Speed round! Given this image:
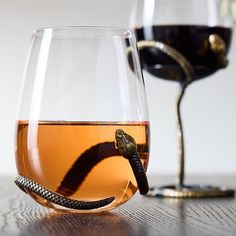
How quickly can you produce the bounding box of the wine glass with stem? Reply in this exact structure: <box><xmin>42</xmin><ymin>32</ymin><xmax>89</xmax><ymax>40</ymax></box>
<box><xmin>15</xmin><ymin>26</ymin><xmax>150</xmax><ymax>212</ymax></box>
<box><xmin>131</xmin><ymin>0</ymin><xmax>234</xmax><ymax>197</ymax></box>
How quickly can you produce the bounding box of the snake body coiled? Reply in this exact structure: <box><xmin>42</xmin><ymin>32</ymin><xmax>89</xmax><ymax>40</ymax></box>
<box><xmin>15</xmin><ymin>129</ymin><xmax>149</xmax><ymax>210</ymax></box>
<box><xmin>15</xmin><ymin>176</ymin><xmax>115</xmax><ymax>210</ymax></box>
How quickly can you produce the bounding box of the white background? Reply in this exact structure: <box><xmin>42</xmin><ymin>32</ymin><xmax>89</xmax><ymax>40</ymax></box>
<box><xmin>0</xmin><ymin>0</ymin><xmax>236</xmax><ymax>176</ymax></box>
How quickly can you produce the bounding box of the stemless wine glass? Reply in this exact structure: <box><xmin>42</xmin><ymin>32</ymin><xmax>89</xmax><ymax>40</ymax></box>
<box><xmin>131</xmin><ymin>0</ymin><xmax>234</xmax><ymax>197</ymax></box>
<box><xmin>15</xmin><ymin>26</ymin><xmax>150</xmax><ymax>213</ymax></box>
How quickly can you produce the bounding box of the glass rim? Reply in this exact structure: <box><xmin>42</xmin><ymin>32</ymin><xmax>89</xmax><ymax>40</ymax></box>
<box><xmin>33</xmin><ymin>26</ymin><xmax>134</xmax><ymax>39</ymax></box>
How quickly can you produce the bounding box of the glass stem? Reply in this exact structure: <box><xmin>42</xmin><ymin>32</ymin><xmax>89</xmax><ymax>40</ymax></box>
<box><xmin>176</xmin><ymin>85</ymin><xmax>187</xmax><ymax>188</ymax></box>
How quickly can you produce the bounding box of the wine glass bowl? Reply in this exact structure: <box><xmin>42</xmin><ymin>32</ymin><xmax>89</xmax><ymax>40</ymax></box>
<box><xmin>15</xmin><ymin>27</ymin><xmax>150</xmax><ymax>212</ymax></box>
<box><xmin>131</xmin><ymin>0</ymin><xmax>233</xmax><ymax>83</ymax></box>
<box><xmin>134</xmin><ymin>25</ymin><xmax>232</xmax><ymax>82</ymax></box>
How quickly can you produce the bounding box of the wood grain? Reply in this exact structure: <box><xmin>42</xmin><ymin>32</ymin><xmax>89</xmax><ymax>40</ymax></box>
<box><xmin>1</xmin><ymin>176</ymin><xmax>236</xmax><ymax>236</ymax></box>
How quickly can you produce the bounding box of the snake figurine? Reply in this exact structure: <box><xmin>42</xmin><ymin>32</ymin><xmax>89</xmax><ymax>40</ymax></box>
<box><xmin>15</xmin><ymin>129</ymin><xmax>149</xmax><ymax>210</ymax></box>
<box><xmin>115</xmin><ymin>129</ymin><xmax>149</xmax><ymax>195</ymax></box>
<box><xmin>15</xmin><ymin>175</ymin><xmax>115</xmax><ymax>210</ymax></box>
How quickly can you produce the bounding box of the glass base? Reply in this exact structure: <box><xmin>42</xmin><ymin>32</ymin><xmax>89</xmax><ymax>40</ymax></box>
<box><xmin>147</xmin><ymin>184</ymin><xmax>235</xmax><ymax>198</ymax></box>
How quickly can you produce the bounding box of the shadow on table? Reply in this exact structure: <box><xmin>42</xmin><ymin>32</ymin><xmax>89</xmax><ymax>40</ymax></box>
<box><xmin>18</xmin><ymin>211</ymin><xmax>147</xmax><ymax>236</ymax></box>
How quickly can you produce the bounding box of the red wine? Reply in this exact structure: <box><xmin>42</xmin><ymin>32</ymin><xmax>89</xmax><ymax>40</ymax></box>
<box><xmin>134</xmin><ymin>25</ymin><xmax>232</xmax><ymax>82</ymax></box>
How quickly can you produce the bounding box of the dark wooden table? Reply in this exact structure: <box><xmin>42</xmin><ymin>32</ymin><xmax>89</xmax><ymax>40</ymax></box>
<box><xmin>1</xmin><ymin>176</ymin><xmax>236</xmax><ymax>236</ymax></box>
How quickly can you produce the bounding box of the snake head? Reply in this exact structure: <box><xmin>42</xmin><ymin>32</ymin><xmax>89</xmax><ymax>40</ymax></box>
<box><xmin>208</xmin><ymin>34</ymin><xmax>228</xmax><ymax>68</ymax></box>
<box><xmin>115</xmin><ymin>129</ymin><xmax>137</xmax><ymax>159</ymax></box>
